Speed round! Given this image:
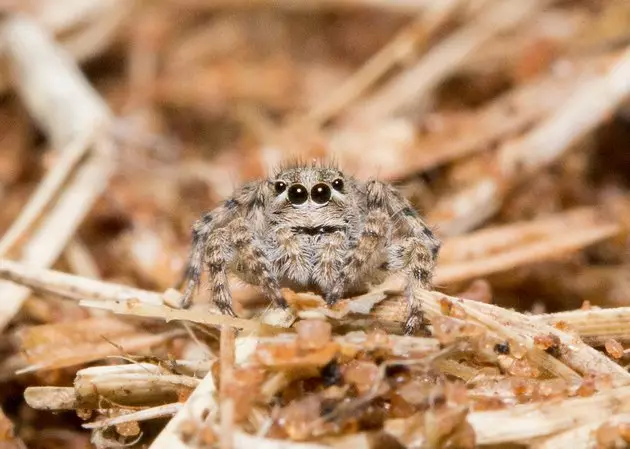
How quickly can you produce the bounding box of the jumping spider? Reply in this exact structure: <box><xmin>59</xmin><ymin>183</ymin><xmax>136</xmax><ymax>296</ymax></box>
<box><xmin>179</xmin><ymin>162</ymin><xmax>441</xmax><ymax>334</ymax></box>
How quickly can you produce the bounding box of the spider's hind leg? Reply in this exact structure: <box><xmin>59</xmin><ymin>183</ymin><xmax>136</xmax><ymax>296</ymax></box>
<box><xmin>179</xmin><ymin>212</ymin><xmax>214</xmax><ymax>309</ymax></box>
<box><xmin>203</xmin><ymin>227</ymin><xmax>236</xmax><ymax>316</ymax></box>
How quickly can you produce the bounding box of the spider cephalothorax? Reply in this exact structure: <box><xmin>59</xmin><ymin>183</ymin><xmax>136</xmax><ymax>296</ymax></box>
<box><xmin>179</xmin><ymin>161</ymin><xmax>441</xmax><ymax>334</ymax></box>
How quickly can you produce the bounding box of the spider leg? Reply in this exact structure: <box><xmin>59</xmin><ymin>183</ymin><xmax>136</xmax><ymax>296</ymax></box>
<box><xmin>230</xmin><ymin>218</ymin><xmax>286</xmax><ymax>308</ymax></box>
<box><xmin>274</xmin><ymin>227</ymin><xmax>311</xmax><ymax>285</ymax></box>
<box><xmin>180</xmin><ymin>210</ymin><xmax>217</xmax><ymax>308</ymax></box>
<box><xmin>314</xmin><ymin>229</ymin><xmax>347</xmax><ymax>296</ymax></box>
<box><xmin>325</xmin><ymin>181</ymin><xmax>392</xmax><ymax>305</ymax></box>
<box><xmin>398</xmin><ymin>239</ymin><xmax>436</xmax><ymax>335</ymax></box>
<box><xmin>179</xmin><ymin>181</ymin><xmax>268</xmax><ymax>309</ymax></box>
<box><xmin>371</xmin><ymin>181</ymin><xmax>441</xmax><ymax>335</ymax></box>
<box><xmin>204</xmin><ymin>227</ymin><xmax>236</xmax><ymax>316</ymax></box>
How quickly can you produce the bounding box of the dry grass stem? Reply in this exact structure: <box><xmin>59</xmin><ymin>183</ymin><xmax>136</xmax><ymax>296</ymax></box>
<box><xmin>167</xmin><ymin>0</ymin><xmax>435</xmax><ymax>13</ymax></box>
<box><xmin>220</xmin><ymin>325</ymin><xmax>236</xmax><ymax>449</ymax></box>
<box><xmin>82</xmin><ymin>403</ymin><xmax>183</xmax><ymax>430</ymax></box>
<box><xmin>304</xmin><ymin>0</ymin><xmax>461</xmax><ymax>126</ymax></box>
<box><xmin>0</xmin><ymin>1</ymin><xmax>128</xmax><ymax>93</ymax></box>
<box><xmin>468</xmin><ymin>385</ymin><xmax>630</xmax><ymax>444</ymax></box>
<box><xmin>79</xmin><ymin>300</ymin><xmax>275</xmax><ymax>332</ymax></box>
<box><xmin>327</xmin><ymin>288</ymin><xmax>630</xmax><ymax>384</ymax></box>
<box><xmin>0</xmin><ymin>258</ymin><xmax>164</xmax><ymax>305</ymax></box>
<box><xmin>0</xmin><ymin>16</ymin><xmax>115</xmax><ymax>331</ymax></box>
<box><xmin>4</xmin><ymin>2</ymin><xmax>630</xmax><ymax>447</ymax></box>
<box><xmin>0</xmin><ymin>128</ymin><xmax>98</xmax><ymax>257</ymax></box>
<box><xmin>148</xmin><ymin>367</ymin><xmax>218</xmax><ymax>449</ymax></box>
<box><xmin>12</xmin><ymin>324</ymin><xmax>184</xmax><ymax>376</ymax></box>
<box><xmin>534</xmin><ymin>413</ymin><xmax>630</xmax><ymax>449</ymax></box>
<box><xmin>373</xmin><ymin>69</ymin><xmax>593</xmax><ymax>179</ymax></box>
<box><xmin>535</xmin><ymin>308</ymin><xmax>630</xmax><ymax>345</ymax></box>
<box><xmin>63</xmin><ymin>238</ymin><xmax>101</xmax><ymax>279</ymax></box>
<box><xmin>435</xmin><ymin>213</ymin><xmax>619</xmax><ymax>285</ymax></box>
<box><xmin>24</xmin><ymin>387</ymin><xmax>82</xmax><ymax>411</ymax></box>
<box><xmin>25</xmin><ymin>363</ymin><xmax>199</xmax><ymax>411</ymax></box>
<box><xmin>74</xmin><ymin>364</ymin><xmax>200</xmax><ymax>408</ymax></box>
<box><xmin>352</xmin><ymin>0</ymin><xmax>549</xmax><ymax>122</ymax></box>
<box><xmin>432</xmin><ymin>43</ymin><xmax>630</xmax><ymax>234</ymax></box>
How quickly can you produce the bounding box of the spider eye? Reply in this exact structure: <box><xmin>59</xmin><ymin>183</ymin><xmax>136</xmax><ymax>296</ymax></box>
<box><xmin>311</xmin><ymin>183</ymin><xmax>331</xmax><ymax>204</ymax></box>
<box><xmin>332</xmin><ymin>178</ymin><xmax>344</xmax><ymax>192</ymax></box>
<box><xmin>287</xmin><ymin>184</ymin><xmax>308</xmax><ymax>205</ymax></box>
<box><xmin>274</xmin><ymin>181</ymin><xmax>287</xmax><ymax>194</ymax></box>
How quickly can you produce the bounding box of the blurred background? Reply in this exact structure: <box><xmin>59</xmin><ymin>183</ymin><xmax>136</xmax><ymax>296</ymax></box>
<box><xmin>1</xmin><ymin>0</ymin><xmax>630</xmax><ymax>447</ymax></box>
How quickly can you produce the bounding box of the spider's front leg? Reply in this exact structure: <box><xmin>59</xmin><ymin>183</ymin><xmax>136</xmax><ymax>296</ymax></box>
<box><xmin>324</xmin><ymin>181</ymin><xmax>392</xmax><ymax>306</ymax></box>
<box><xmin>329</xmin><ymin>180</ymin><xmax>440</xmax><ymax>334</ymax></box>
<box><xmin>229</xmin><ymin>218</ymin><xmax>286</xmax><ymax>309</ymax></box>
<box><xmin>314</xmin><ymin>230</ymin><xmax>348</xmax><ymax>296</ymax></box>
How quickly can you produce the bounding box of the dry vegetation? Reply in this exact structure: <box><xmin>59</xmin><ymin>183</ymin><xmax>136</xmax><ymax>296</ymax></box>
<box><xmin>2</xmin><ymin>0</ymin><xmax>630</xmax><ymax>448</ymax></box>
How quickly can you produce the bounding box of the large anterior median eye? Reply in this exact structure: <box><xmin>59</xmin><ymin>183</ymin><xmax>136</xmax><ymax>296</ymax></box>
<box><xmin>288</xmin><ymin>183</ymin><xmax>308</xmax><ymax>204</ymax></box>
<box><xmin>311</xmin><ymin>183</ymin><xmax>331</xmax><ymax>204</ymax></box>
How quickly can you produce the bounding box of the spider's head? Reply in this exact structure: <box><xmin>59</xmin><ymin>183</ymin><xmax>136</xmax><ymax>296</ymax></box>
<box><xmin>269</xmin><ymin>161</ymin><xmax>354</xmax><ymax>227</ymax></box>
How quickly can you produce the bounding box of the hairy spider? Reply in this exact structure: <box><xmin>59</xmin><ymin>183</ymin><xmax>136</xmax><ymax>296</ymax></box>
<box><xmin>179</xmin><ymin>161</ymin><xmax>441</xmax><ymax>334</ymax></box>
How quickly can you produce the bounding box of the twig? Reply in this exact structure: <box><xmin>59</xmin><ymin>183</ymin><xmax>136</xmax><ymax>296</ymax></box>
<box><xmin>75</xmin><ymin>363</ymin><xmax>200</xmax><ymax>408</ymax></box>
<box><xmin>384</xmin><ymin>385</ymin><xmax>630</xmax><ymax>445</ymax></box>
<box><xmin>31</xmin><ymin>0</ymin><xmax>125</xmax><ymax>36</ymax></box>
<box><xmin>0</xmin><ymin>127</ymin><xmax>97</xmax><ymax>257</ymax></box>
<box><xmin>325</xmin><ymin>288</ymin><xmax>630</xmax><ymax>386</ymax></box>
<box><xmin>24</xmin><ymin>387</ymin><xmax>81</xmax><ymax>411</ymax></box>
<box><xmin>165</xmin><ymin>0</ymin><xmax>435</xmax><ymax>13</ymax></box>
<box><xmin>0</xmin><ymin>1</ymin><xmax>128</xmax><ymax>93</ymax></box>
<box><xmin>220</xmin><ymin>325</ymin><xmax>236</xmax><ymax>449</ymax></box>
<box><xmin>25</xmin><ymin>361</ymin><xmax>205</xmax><ymax>411</ymax></box>
<box><xmin>83</xmin><ymin>403</ymin><xmax>183</xmax><ymax>430</ymax></box>
<box><xmin>63</xmin><ymin>238</ymin><xmax>101</xmax><ymax>279</ymax></box>
<box><xmin>435</xmin><ymin>217</ymin><xmax>619</xmax><ymax>285</ymax></box>
<box><xmin>0</xmin><ymin>16</ymin><xmax>115</xmax><ymax>331</ymax></box>
<box><xmin>60</xmin><ymin>1</ymin><xmax>130</xmax><ymax>63</ymax></box>
<box><xmin>3</xmin><ymin>254</ymin><xmax>627</xmax><ymax>345</ymax></box>
<box><xmin>13</xmin><ymin>328</ymin><xmax>184</xmax><ymax>376</ymax></box>
<box><xmin>535</xmin><ymin>308</ymin><xmax>630</xmax><ymax>345</ymax></box>
<box><xmin>303</xmin><ymin>0</ymin><xmax>461</xmax><ymax>126</ymax></box>
<box><xmin>2</xmin><ymin>15</ymin><xmax>109</xmax><ymax>148</ymax></box>
<box><xmin>462</xmin><ymin>6</ymin><xmax>588</xmax><ymax>76</ymax></box>
<box><xmin>534</xmin><ymin>413</ymin><xmax>630</xmax><ymax>449</ymax></box>
<box><xmin>351</xmin><ymin>0</ymin><xmax>550</xmax><ymax>122</ymax></box>
<box><xmin>431</xmin><ymin>43</ymin><xmax>630</xmax><ymax>235</ymax></box>
<box><xmin>80</xmin><ymin>300</ymin><xmax>277</xmax><ymax>333</ymax></box>
<box><xmin>0</xmin><ymin>258</ymin><xmax>164</xmax><ymax>305</ymax></box>
<box><xmin>467</xmin><ymin>385</ymin><xmax>630</xmax><ymax>444</ymax></box>
<box><xmin>0</xmin><ymin>258</ymin><xmax>290</xmax><ymax>331</ymax></box>
<box><xmin>346</xmin><ymin>67</ymin><xmax>593</xmax><ymax>179</ymax></box>
<box><xmin>439</xmin><ymin>207</ymin><xmax>605</xmax><ymax>262</ymax></box>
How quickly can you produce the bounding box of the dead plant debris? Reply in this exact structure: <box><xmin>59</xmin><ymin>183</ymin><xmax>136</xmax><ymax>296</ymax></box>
<box><xmin>1</xmin><ymin>1</ymin><xmax>630</xmax><ymax>448</ymax></box>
